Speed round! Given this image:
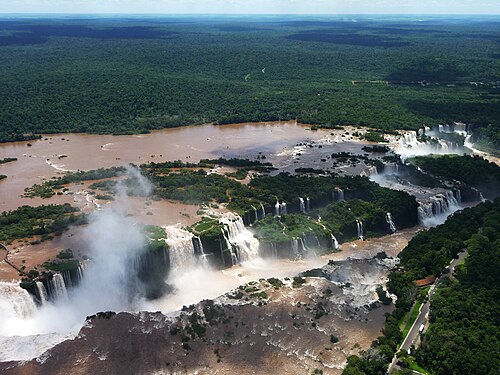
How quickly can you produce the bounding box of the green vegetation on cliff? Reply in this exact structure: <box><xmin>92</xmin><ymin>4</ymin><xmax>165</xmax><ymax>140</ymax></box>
<box><xmin>343</xmin><ymin>199</ymin><xmax>500</xmax><ymax>375</ymax></box>
<box><xmin>409</xmin><ymin>154</ymin><xmax>500</xmax><ymax>198</ymax></box>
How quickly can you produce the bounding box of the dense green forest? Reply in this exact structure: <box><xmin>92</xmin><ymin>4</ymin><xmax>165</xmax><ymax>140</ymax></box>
<box><xmin>343</xmin><ymin>199</ymin><xmax>500</xmax><ymax>375</ymax></box>
<box><xmin>0</xmin><ymin>16</ymin><xmax>498</xmax><ymax>149</ymax></box>
<box><xmin>416</xmin><ymin>231</ymin><xmax>499</xmax><ymax>375</ymax></box>
<box><xmin>409</xmin><ymin>155</ymin><xmax>500</xmax><ymax>198</ymax></box>
<box><xmin>410</xmin><ymin>154</ymin><xmax>500</xmax><ymax>184</ymax></box>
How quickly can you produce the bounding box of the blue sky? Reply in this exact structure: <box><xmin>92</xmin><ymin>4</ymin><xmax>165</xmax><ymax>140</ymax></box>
<box><xmin>1</xmin><ymin>0</ymin><xmax>499</xmax><ymax>15</ymax></box>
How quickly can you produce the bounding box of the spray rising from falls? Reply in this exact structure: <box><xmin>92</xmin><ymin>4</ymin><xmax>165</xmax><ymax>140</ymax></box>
<box><xmin>396</xmin><ymin>130</ymin><xmax>463</xmax><ymax>160</ymax></box>
<box><xmin>0</xmin><ymin>282</ymin><xmax>37</xmax><ymax>333</ymax></box>
<box><xmin>220</xmin><ymin>213</ymin><xmax>260</xmax><ymax>265</ymax></box>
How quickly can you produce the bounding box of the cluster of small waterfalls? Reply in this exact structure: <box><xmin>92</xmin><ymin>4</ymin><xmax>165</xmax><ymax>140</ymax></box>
<box><xmin>33</xmin><ymin>263</ymin><xmax>86</xmax><ymax>305</ymax></box>
<box><xmin>220</xmin><ymin>213</ymin><xmax>260</xmax><ymax>266</ymax></box>
<box><xmin>417</xmin><ymin>189</ymin><xmax>462</xmax><ymax>225</ymax></box>
<box><xmin>298</xmin><ymin>197</ymin><xmax>311</xmax><ymax>213</ymax></box>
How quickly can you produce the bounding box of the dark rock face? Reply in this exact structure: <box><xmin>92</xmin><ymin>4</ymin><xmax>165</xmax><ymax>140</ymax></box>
<box><xmin>0</xmin><ymin>271</ymin><xmax>393</xmax><ymax>375</ymax></box>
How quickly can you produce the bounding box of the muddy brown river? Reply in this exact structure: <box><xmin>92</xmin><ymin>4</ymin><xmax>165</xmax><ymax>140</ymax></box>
<box><xmin>0</xmin><ymin>122</ymin><xmax>347</xmax><ymax>212</ymax></box>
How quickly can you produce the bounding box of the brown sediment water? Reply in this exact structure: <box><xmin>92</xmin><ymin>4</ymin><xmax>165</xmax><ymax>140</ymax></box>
<box><xmin>0</xmin><ymin>122</ymin><xmax>335</xmax><ymax>212</ymax></box>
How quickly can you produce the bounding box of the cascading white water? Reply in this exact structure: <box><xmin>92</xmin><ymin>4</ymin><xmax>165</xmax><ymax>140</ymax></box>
<box><xmin>280</xmin><ymin>202</ymin><xmax>287</xmax><ymax>216</ymax></box>
<box><xmin>221</xmin><ymin>228</ymin><xmax>238</xmax><ymax>266</ymax></box>
<box><xmin>397</xmin><ymin>130</ymin><xmax>461</xmax><ymax>160</ymax></box>
<box><xmin>471</xmin><ymin>187</ymin><xmax>485</xmax><ymax>202</ymax></box>
<box><xmin>437</xmin><ymin>139</ymin><xmax>449</xmax><ymax>152</ymax></box>
<box><xmin>417</xmin><ymin>190</ymin><xmax>462</xmax><ymax>226</ymax></box>
<box><xmin>193</xmin><ymin>236</ymin><xmax>210</xmax><ymax>268</ymax></box>
<box><xmin>361</xmin><ymin>166</ymin><xmax>378</xmax><ymax>177</ymax></box>
<box><xmin>386</xmin><ymin>212</ymin><xmax>397</xmax><ymax>233</ymax></box>
<box><xmin>219</xmin><ymin>213</ymin><xmax>260</xmax><ymax>263</ymax></box>
<box><xmin>330</xmin><ymin>234</ymin><xmax>339</xmax><ymax>250</ymax></box>
<box><xmin>438</xmin><ymin>124</ymin><xmax>450</xmax><ymax>133</ymax></box>
<box><xmin>383</xmin><ymin>163</ymin><xmax>399</xmax><ymax>175</ymax></box>
<box><xmin>269</xmin><ymin>242</ymin><xmax>278</xmax><ymax>258</ymax></box>
<box><xmin>274</xmin><ymin>200</ymin><xmax>280</xmax><ymax>216</ymax></box>
<box><xmin>35</xmin><ymin>281</ymin><xmax>48</xmax><ymax>305</ymax></box>
<box><xmin>291</xmin><ymin>238</ymin><xmax>300</xmax><ymax>258</ymax></box>
<box><xmin>453</xmin><ymin>122</ymin><xmax>467</xmax><ymax>135</ymax></box>
<box><xmin>0</xmin><ymin>282</ymin><xmax>37</xmax><ymax>325</ymax></box>
<box><xmin>464</xmin><ymin>134</ymin><xmax>473</xmax><ymax>149</ymax></box>
<box><xmin>260</xmin><ymin>203</ymin><xmax>266</xmax><ymax>219</ymax></box>
<box><xmin>299</xmin><ymin>197</ymin><xmax>306</xmax><ymax>213</ymax></box>
<box><xmin>356</xmin><ymin>220</ymin><xmax>364</xmax><ymax>240</ymax></box>
<box><xmin>163</xmin><ymin>225</ymin><xmax>197</xmax><ymax>270</ymax></box>
<box><xmin>306</xmin><ymin>197</ymin><xmax>311</xmax><ymax>212</ymax></box>
<box><xmin>48</xmin><ymin>273</ymin><xmax>68</xmax><ymax>301</ymax></box>
<box><xmin>298</xmin><ymin>237</ymin><xmax>309</xmax><ymax>253</ymax></box>
<box><xmin>332</xmin><ymin>187</ymin><xmax>345</xmax><ymax>202</ymax></box>
<box><xmin>251</xmin><ymin>205</ymin><xmax>258</xmax><ymax>222</ymax></box>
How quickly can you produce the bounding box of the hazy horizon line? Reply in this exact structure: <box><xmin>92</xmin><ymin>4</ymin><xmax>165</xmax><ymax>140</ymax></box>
<box><xmin>0</xmin><ymin>13</ymin><xmax>499</xmax><ymax>17</ymax></box>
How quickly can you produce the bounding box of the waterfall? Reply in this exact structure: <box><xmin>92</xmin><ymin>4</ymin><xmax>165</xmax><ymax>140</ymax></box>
<box><xmin>437</xmin><ymin>139</ymin><xmax>449</xmax><ymax>152</ymax></box>
<box><xmin>49</xmin><ymin>273</ymin><xmax>68</xmax><ymax>300</ymax></box>
<box><xmin>330</xmin><ymin>234</ymin><xmax>339</xmax><ymax>250</ymax></box>
<box><xmin>386</xmin><ymin>212</ymin><xmax>397</xmax><ymax>233</ymax></box>
<box><xmin>274</xmin><ymin>200</ymin><xmax>280</xmax><ymax>216</ymax></box>
<box><xmin>0</xmin><ymin>282</ymin><xmax>37</xmax><ymax>324</ymax></box>
<box><xmin>362</xmin><ymin>166</ymin><xmax>378</xmax><ymax>177</ymax></box>
<box><xmin>418</xmin><ymin>202</ymin><xmax>433</xmax><ymax>224</ymax></box>
<box><xmin>454</xmin><ymin>122</ymin><xmax>467</xmax><ymax>135</ymax></box>
<box><xmin>193</xmin><ymin>236</ymin><xmax>210</xmax><ymax>268</ymax></box>
<box><xmin>333</xmin><ymin>187</ymin><xmax>345</xmax><ymax>202</ymax></box>
<box><xmin>251</xmin><ymin>205</ymin><xmax>258</xmax><ymax>222</ymax></box>
<box><xmin>306</xmin><ymin>197</ymin><xmax>311</xmax><ymax>212</ymax></box>
<box><xmin>383</xmin><ymin>163</ymin><xmax>399</xmax><ymax>175</ymax></box>
<box><xmin>464</xmin><ymin>134</ymin><xmax>473</xmax><ymax>149</ymax></box>
<box><xmin>221</xmin><ymin>228</ymin><xmax>238</xmax><ymax>266</ymax></box>
<box><xmin>260</xmin><ymin>203</ymin><xmax>266</xmax><ymax>219</ymax></box>
<box><xmin>61</xmin><ymin>270</ymin><xmax>73</xmax><ymax>290</ymax></box>
<box><xmin>471</xmin><ymin>187</ymin><xmax>485</xmax><ymax>202</ymax></box>
<box><xmin>35</xmin><ymin>281</ymin><xmax>48</xmax><ymax>305</ymax></box>
<box><xmin>279</xmin><ymin>202</ymin><xmax>287</xmax><ymax>216</ymax></box>
<box><xmin>400</xmin><ymin>131</ymin><xmax>418</xmax><ymax>147</ymax></box>
<box><xmin>299</xmin><ymin>197</ymin><xmax>306</xmax><ymax>213</ymax></box>
<box><xmin>219</xmin><ymin>213</ymin><xmax>260</xmax><ymax>263</ymax></box>
<box><xmin>298</xmin><ymin>237</ymin><xmax>309</xmax><ymax>253</ymax></box>
<box><xmin>417</xmin><ymin>190</ymin><xmax>462</xmax><ymax>226</ymax></box>
<box><xmin>269</xmin><ymin>242</ymin><xmax>278</xmax><ymax>258</ymax></box>
<box><xmin>291</xmin><ymin>238</ymin><xmax>299</xmax><ymax>256</ymax></box>
<box><xmin>356</xmin><ymin>220</ymin><xmax>364</xmax><ymax>240</ymax></box>
<box><xmin>163</xmin><ymin>225</ymin><xmax>197</xmax><ymax>270</ymax></box>
<box><xmin>77</xmin><ymin>263</ymin><xmax>86</xmax><ymax>282</ymax></box>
